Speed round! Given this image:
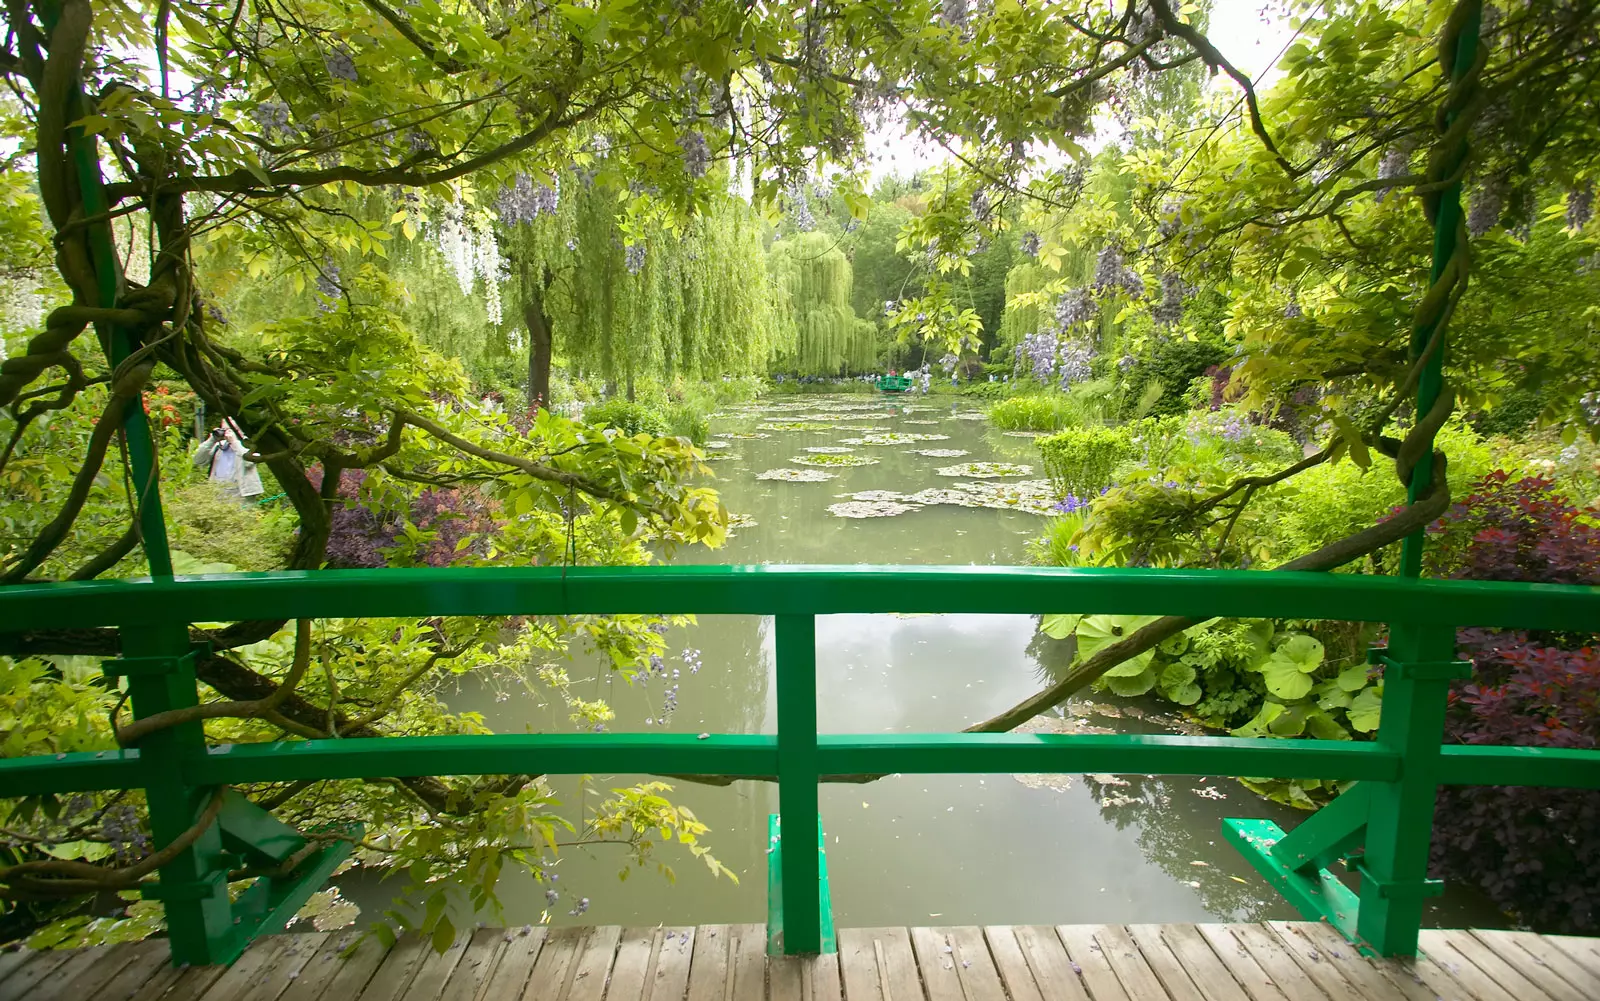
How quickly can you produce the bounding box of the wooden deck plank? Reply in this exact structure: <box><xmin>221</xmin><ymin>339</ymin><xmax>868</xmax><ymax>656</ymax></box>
<box><xmin>567</xmin><ymin>925</ymin><xmax>621</xmax><ymax>1001</ymax></box>
<box><xmin>0</xmin><ymin>945</ymin><xmax>82</xmax><ymax>1001</ymax></box>
<box><xmin>726</xmin><ymin>924</ymin><xmax>766</xmax><ymax>1001</ymax></box>
<box><xmin>909</xmin><ymin>927</ymin><xmax>964</xmax><ymax>1001</ymax></box>
<box><xmin>602</xmin><ymin>928</ymin><xmax>657</xmax><ymax>1001</ymax></box>
<box><xmin>1222</xmin><ymin>924</ymin><xmax>1326</xmax><ymax>1001</ymax></box>
<box><xmin>40</xmin><ymin>940</ymin><xmax>153</xmax><ymax>1001</ymax></box>
<box><xmin>1422</xmin><ymin>930</ymin><xmax>1559</xmax><ymax>1001</ymax></box>
<box><xmin>769</xmin><ymin>952</ymin><xmax>843</xmax><ymax>1001</ymax></box>
<box><xmin>647</xmin><ymin>928</ymin><xmax>695</xmax><ymax>1001</ymax></box>
<box><xmin>81</xmin><ymin>940</ymin><xmax>172</xmax><ymax>1001</ymax></box>
<box><xmin>276</xmin><ymin>930</ymin><xmax>365</xmax><ymax>1001</ymax></box>
<box><xmin>685</xmin><ymin>924</ymin><xmax>731</xmax><ymax>1001</ymax></box>
<box><xmin>27</xmin><ymin>945</ymin><xmax>118</xmax><ymax>1001</ymax></box>
<box><xmin>1415</xmin><ymin>930</ymin><xmax>1521</xmax><ymax>1001</ymax></box>
<box><xmin>475</xmin><ymin>926</ymin><xmax>546</xmax><ymax>1001</ymax></box>
<box><xmin>1543</xmin><ymin>935</ymin><xmax>1600</xmax><ymax>980</ymax></box>
<box><xmin>1464</xmin><ymin>930</ymin><xmax>1591</xmax><ymax>1001</ymax></box>
<box><xmin>1156</xmin><ymin>925</ymin><xmax>1250</xmax><ymax>1001</ymax></box>
<box><xmin>946</xmin><ymin>926</ymin><xmax>1006</xmax><ymax>1001</ymax></box>
<box><xmin>1115</xmin><ymin>924</ymin><xmax>1203</xmax><ymax>1001</ymax></box>
<box><xmin>435</xmin><ymin>928</ymin><xmax>506</xmax><ymax>1001</ymax></box>
<box><xmin>1291</xmin><ymin>923</ymin><xmax>1434</xmax><ymax>1001</ymax></box>
<box><xmin>135</xmin><ymin>964</ymin><xmax>232</xmax><ymax>1001</ymax></box>
<box><xmin>397</xmin><ymin>930</ymin><xmax>471</xmax><ymax>1001</ymax></box>
<box><xmin>1192</xmin><ymin>925</ymin><xmax>1289</xmax><ymax>1001</ymax></box>
<box><xmin>980</xmin><ymin>927</ymin><xmax>1043</xmax><ymax>1001</ymax></box>
<box><xmin>524</xmin><ymin>927</ymin><xmax>590</xmax><ymax>1001</ymax></box>
<box><xmin>1055</xmin><ymin>925</ymin><xmax>1130</xmax><ymax>1001</ymax></box>
<box><xmin>237</xmin><ymin>932</ymin><xmax>331</xmax><ymax>1001</ymax></box>
<box><xmin>356</xmin><ymin>932</ymin><xmax>432</xmax><ymax>1001</ymax></box>
<box><xmin>200</xmin><ymin>935</ymin><xmax>297</xmax><ymax>1001</ymax></box>
<box><xmin>1471</xmin><ymin>930</ymin><xmax>1600</xmax><ymax>1001</ymax></box>
<box><xmin>1260</xmin><ymin>921</ymin><xmax>1368</xmax><ymax>1001</ymax></box>
<box><xmin>835</xmin><ymin>928</ymin><xmax>918</xmax><ymax>1001</ymax></box>
<box><xmin>0</xmin><ymin>948</ymin><xmax>36</xmax><ymax>988</ymax></box>
<box><xmin>1012</xmin><ymin>925</ymin><xmax>1090</xmax><ymax>1001</ymax></box>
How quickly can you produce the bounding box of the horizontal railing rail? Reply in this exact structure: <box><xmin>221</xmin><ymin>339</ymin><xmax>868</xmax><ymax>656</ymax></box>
<box><xmin>2</xmin><ymin>564</ymin><xmax>1599</xmax><ymax>964</ymax></box>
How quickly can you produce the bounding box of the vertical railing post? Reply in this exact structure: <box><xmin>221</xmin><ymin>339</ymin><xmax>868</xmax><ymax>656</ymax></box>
<box><xmin>115</xmin><ymin>624</ymin><xmax>234</xmax><ymax>965</ymax></box>
<box><xmin>775</xmin><ymin>614</ymin><xmax>822</xmax><ymax>955</ymax></box>
<box><xmin>1355</xmin><ymin>622</ymin><xmax>1464</xmax><ymax>955</ymax></box>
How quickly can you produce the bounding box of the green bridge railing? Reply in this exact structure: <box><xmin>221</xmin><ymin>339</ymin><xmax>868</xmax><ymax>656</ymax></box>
<box><xmin>2</xmin><ymin>564</ymin><xmax>1598</xmax><ymax>967</ymax></box>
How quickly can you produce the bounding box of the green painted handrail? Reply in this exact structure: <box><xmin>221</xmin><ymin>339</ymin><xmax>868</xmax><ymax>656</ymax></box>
<box><xmin>3</xmin><ymin>564</ymin><xmax>1598</xmax><ymax>630</ymax></box>
<box><xmin>3</xmin><ymin>563</ymin><xmax>1599</xmax><ymax>964</ymax></box>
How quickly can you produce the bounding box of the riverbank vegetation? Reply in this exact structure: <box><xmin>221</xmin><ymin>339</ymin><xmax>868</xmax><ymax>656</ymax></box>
<box><xmin>2</xmin><ymin>0</ymin><xmax>1597</xmax><ymax>947</ymax></box>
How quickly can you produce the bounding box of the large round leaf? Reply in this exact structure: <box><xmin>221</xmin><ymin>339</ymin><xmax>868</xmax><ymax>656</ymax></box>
<box><xmin>1260</xmin><ymin>657</ymin><xmax>1316</xmax><ymax>700</ymax></box>
<box><xmin>1040</xmin><ymin>613</ymin><xmax>1082</xmax><ymax>639</ymax></box>
<box><xmin>1347</xmin><ymin>687</ymin><xmax>1383</xmax><ymax>732</ymax></box>
<box><xmin>1078</xmin><ymin>614</ymin><xmax>1160</xmax><ymax>677</ymax></box>
<box><xmin>1272</xmin><ymin>634</ymin><xmax>1326</xmax><ymax>673</ymax></box>
<box><xmin>1102</xmin><ymin>665</ymin><xmax>1158</xmax><ymax>697</ymax></box>
<box><xmin>1158</xmin><ymin>662</ymin><xmax>1202</xmax><ymax>705</ymax></box>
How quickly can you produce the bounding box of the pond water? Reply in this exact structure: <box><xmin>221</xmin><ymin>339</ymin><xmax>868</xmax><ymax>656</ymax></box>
<box><xmin>356</xmin><ymin>393</ymin><xmax>1503</xmax><ymax>932</ymax></box>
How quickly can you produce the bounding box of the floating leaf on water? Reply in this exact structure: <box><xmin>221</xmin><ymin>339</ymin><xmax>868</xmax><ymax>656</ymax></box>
<box><xmin>791</xmin><ymin>454</ymin><xmax>880</xmax><ymax>467</ymax></box>
<box><xmin>827</xmin><ymin>500</ymin><xmax>921</xmax><ymax>519</ymax></box>
<box><xmin>756</xmin><ymin>468</ymin><xmax>836</xmax><ymax>482</ymax></box>
<box><xmin>756</xmin><ymin>421</ymin><xmax>839</xmax><ymax>431</ymax></box>
<box><xmin>727</xmin><ymin>513</ymin><xmax>758</xmax><ymax>527</ymax></box>
<box><xmin>934</xmin><ymin>462</ymin><xmax>1033</xmax><ymax>478</ymax></box>
<box><xmin>705</xmin><ymin>441</ymin><xmax>730</xmax><ymax>449</ymax></box>
<box><xmin>804</xmin><ymin>446</ymin><xmax>856</xmax><ymax>454</ymax></box>
<box><xmin>715</xmin><ymin>432</ymin><xmax>770</xmax><ymax>440</ymax></box>
<box><xmin>839</xmin><ymin>432</ymin><xmax>951</xmax><ymax>445</ymax></box>
<box><xmin>1002</xmin><ymin>430</ymin><xmax>1047</xmax><ymax>438</ymax></box>
<box><xmin>849</xmin><ymin>490</ymin><xmax>910</xmax><ymax>502</ymax></box>
<box><xmin>832</xmin><ymin>424</ymin><xmax>892</xmax><ymax>432</ymax></box>
<box><xmin>902</xmin><ymin>419</ymin><xmax>942</xmax><ymax>425</ymax></box>
<box><xmin>951</xmin><ymin>412</ymin><xmax>988</xmax><ymax>420</ymax></box>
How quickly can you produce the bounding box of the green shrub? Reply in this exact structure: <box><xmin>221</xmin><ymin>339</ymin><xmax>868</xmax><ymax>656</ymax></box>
<box><xmin>1473</xmin><ymin>388</ymin><xmax>1544</xmax><ymax>438</ymax></box>
<box><xmin>663</xmin><ymin>402</ymin><xmax>711</xmax><ymax>445</ymax></box>
<box><xmin>1038</xmin><ymin>425</ymin><xmax>1135</xmax><ymax>496</ymax></box>
<box><xmin>583</xmin><ymin>399</ymin><xmax>672</xmax><ymax>437</ymax></box>
<box><xmin>167</xmin><ymin>482</ymin><xmax>296</xmax><ymax>572</ymax></box>
<box><xmin>988</xmin><ymin>393</ymin><xmax>1082</xmax><ymax>431</ymax></box>
<box><xmin>1121</xmin><ymin>338</ymin><xmax>1227</xmax><ymax>418</ymax></box>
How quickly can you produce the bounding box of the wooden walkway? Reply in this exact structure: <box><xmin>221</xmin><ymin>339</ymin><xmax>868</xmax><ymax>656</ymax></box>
<box><xmin>3</xmin><ymin>922</ymin><xmax>1598</xmax><ymax>1001</ymax></box>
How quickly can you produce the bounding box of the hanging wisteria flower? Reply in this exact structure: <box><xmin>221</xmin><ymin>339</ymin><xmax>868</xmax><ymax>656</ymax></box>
<box><xmin>324</xmin><ymin>47</ymin><xmax>358</xmax><ymax>82</ymax></box>
<box><xmin>250</xmin><ymin>100</ymin><xmax>292</xmax><ymax>138</ymax></box>
<box><xmin>1020</xmin><ymin>231</ymin><xmax>1041</xmax><ymax>257</ymax></box>
<box><xmin>1054</xmin><ymin>287</ymin><xmax>1094</xmax><ymax>332</ymax></box>
<box><xmin>1022</xmin><ymin>331</ymin><xmax>1059</xmax><ymax>382</ymax></box>
<box><xmin>1467</xmin><ymin>176</ymin><xmax>1505</xmax><ymax>237</ymax></box>
<box><xmin>1058</xmin><ymin>338</ymin><xmax>1093</xmax><ymax>389</ymax></box>
<box><xmin>789</xmin><ymin>185</ymin><xmax>815</xmax><ymax>231</ymax></box>
<box><xmin>1374</xmin><ymin>147</ymin><xmax>1409</xmax><ymax>203</ymax></box>
<box><xmin>678</xmin><ymin>131</ymin><xmax>710</xmax><ymax>178</ymax></box>
<box><xmin>1091</xmin><ymin>246</ymin><xmax>1125</xmax><ymax>291</ymax></box>
<box><xmin>969</xmin><ymin>189</ymin><xmax>991</xmax><ymax>222</ymax></box>
<box><xmin>1567</xmin><ymin>181</ymin><xmax>1593</xmax><ymax>230</ymax></box>
<box><xmin>625</xmin><ymin>242</ymin><xmax>647</xmax><ymax>275</ymax></box>
<box><xmin>497</xmin><ymin>174</ymin><xmax>559</xmax><ymax>226</ymax></box>
<box><xmin>1153</xmin><ymin>271</ymin><xmax>1184</xmax><ymax>327</ymax></box>
<box><xmin>314</xmin><ymin>262</ymin><xmax>340</xmax><ymax>313</ymax></box>
<box><xmin>681</xmin><ymin>647</ymin><xmax>702</xmax><ymax>674</ymax></box>
<box><xmin>1283</xmin><ymin>298</ymin><xmax>1302</xmax><ymax>319</ymax></box>
<box><xmin>939</xmin><ymin>353</ymin><xmax>959</xmax><ymax>374</ymax></box>
<box><xmin>940</xmin><ymin>0</ymin><xmax>969</xmax><ymax>31</ymax></box>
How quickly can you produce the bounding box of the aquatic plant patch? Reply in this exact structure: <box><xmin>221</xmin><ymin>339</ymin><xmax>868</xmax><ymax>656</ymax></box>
<box><xmin>908</xmin><ymin>448</ymin><xmax>969</xmax><ymax>458</ymax></box>
<box><xmin>714</xmin><ymin>432</ymin><xmax>770</xmax><ymax>440</ymax></box>
<box><xmin>935</xmin><ymin>462</ymin><xmax>1034</xmax><ymax>478</ymax></box>
<box><xmin>757</xmin><ymin>421</ymin><xmax>838</xmax><ymax>431</ymax></box>
<box><xmin>831</xmin><ymin>424</ymin><xmax>892</xmax><ymax>432</ymax></box>
<box><xmin>840</xmin><ymin>433</ymin><xmax>951</xmax><ymax>445</ymax></box>
<box><xmin>827</xmin><ymin>500</ymin><xmax>921</xmax><ymax>519</ymax></box>
<box><xmin>1002</xmin><ymin>430</ymin><xmax>1046</xmax><ymax>438</ymax></box>
<box><xmin>705</xmin><ymin>440</ymin><xmax>730</xmax><ymax>449</ymax></box>
<box><xmin>804</xmin><ymin>446</ymin><xmax>856</xmax><ymax>454</ymax></box>
<box><xmin>756</xmin><ymin>468</ymin><xmax>836</xmax><ymax>482</ymax></box>
<box><xmin>901</xmin><ymin>419</ymin><xmax>942</xmax><ymax>425</ymax></box>
<box><xmin>790</xmin><ymin>454</ymin><xmax>879</xmax><ymax>468</ymax></box>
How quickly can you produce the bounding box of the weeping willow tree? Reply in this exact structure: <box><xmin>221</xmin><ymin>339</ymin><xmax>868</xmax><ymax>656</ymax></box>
<box><xmin>768</xmin><ymin>231</ymin><xmax>880</xmax><ymax>376</ymax></box>
<box><xmin>492</xmin><ymin>173</ymin><xmax>783</xmax><ymax>405</ymax></box>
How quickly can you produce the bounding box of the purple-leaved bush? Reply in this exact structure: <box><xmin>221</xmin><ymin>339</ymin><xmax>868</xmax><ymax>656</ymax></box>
<box><xmin>1426</xmin><ymin>472</ymin><xmax>1600</xmax><ymax>933</ymax></box>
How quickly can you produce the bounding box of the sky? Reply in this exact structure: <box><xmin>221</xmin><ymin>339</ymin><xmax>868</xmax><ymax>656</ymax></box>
<box><xmin>867</xmin><ymin>0</ymin><xmax>1297</xmax><ymax>183</ymax></box>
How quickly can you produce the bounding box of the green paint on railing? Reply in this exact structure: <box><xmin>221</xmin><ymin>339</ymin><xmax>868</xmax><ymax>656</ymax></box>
<box><xmin>3</xmin><ymin>564</ymin><xmax>1599</xmax><ymax>962</ymax></box>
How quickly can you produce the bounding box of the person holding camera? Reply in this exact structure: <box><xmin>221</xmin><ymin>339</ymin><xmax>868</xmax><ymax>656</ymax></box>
<box><xmin>192</xmin><ymin>417</ymin><xmax>265</xmax><ymax>500</ymax></box>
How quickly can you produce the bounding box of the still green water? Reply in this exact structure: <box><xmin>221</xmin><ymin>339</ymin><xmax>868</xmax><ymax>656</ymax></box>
<box><xmin>356</xmin><ymin>394</ymin><xmax>1501</xmax><ymax>931</ymax></box>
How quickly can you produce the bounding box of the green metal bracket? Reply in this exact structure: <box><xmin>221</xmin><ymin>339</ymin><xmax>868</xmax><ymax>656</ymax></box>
<box><xmin>218</xmin><ymin>788</ymin><xmax>308</xmax><ymax>867</ymax></box>
<box><xmin>1266</xmin><ymin>782</ymin><xmax>1371</xmax><ymax>872</ymax></box>
<box><xmin>1368</xmin><ymin>647</ymin><xmax>1472</xmax><ymax>683</ymax></box>
<box><xmin>228</xmin><ymin>823</ymin><xmax>361</xmax><ymax>953</ymax></box>
<box><xmin>101</xmin><ymin>645</ymin><xmax>206</xmax><ymax>683</ymax></box>
<box><xmin>1222</xmin><ymin>818</ymin><xmax>1362</xmax><ymax>943</ymax></box>
<box><xmin>766</xmin><ymin>813</ymin><xmax>836</xmax><ymax>957</ymax></box>
<box><xmin>1350</xmin><ymin>857</ymin><xmax>1444</xmax><ymax>902</ymax></box>
<box><xmin>140</xmin><ymin>869</ymin><xmax>228</xmax><ymax>904</ymax></box>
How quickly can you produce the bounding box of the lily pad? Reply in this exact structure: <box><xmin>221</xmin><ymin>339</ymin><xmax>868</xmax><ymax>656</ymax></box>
<box><xmin>705</xmin><ymin>441</ymin><xmax>730</xmax><ymax>449</ymax></box>
<box><xmin>827</xmin><ymin>500</ymin><xmax>921</xmax><ymax>519</ymax></box>
<box><xmin>757</xmin><ymin>421</ymin><xmax>838</xmax><ymax>431</ymax></box>
<box><xmin>715</xmin><ymin>432</ymin><xmax>770</xmax><ymax>440</ymax></box>
<box><xmin>934</xmin><ymin>462</ymin><xmax>1033</xmax><ymax>478</ymax></box>
<box><xmin>756</xmin><ymin>468</ymin><xmax>836</xmax><ymax>482</ymax></box>
<box><xmin>951</xmin><ymin>412</ymin><xmax>988</xmax><ymax>420</ymax></box>
<box><xmin>839</xmin><ymin>432</ymin><xmax>951</xmax><ymax>445</ymax></box>
<box><xmin>908</xmin><ymin>448</ymin><xmax>970</xmax><ymax>458</ymax></box>
<box><xmin>791</xmin><ymin>454</ymin><xmax>879</xmax><ymax>468</ymax></box>
<box><xmin>902</xmin><ymin>419</ymin><xmax>942</xmax><ymax>425</ymax></box>
<box><xmin>804</xmin><ymin>446</ymin><xmax>856</xmax><ymax>454</ymax></box>
<box><xmin>1002</xmin><ymin>430</ymin><xmax>1047</xmax><ymax>438</ymax></box>
<box><xmin>728</xmin><ymin>512</ymin><xmax>757</xmax><ymax>527</ymax></box>
<box><xmin>832</xmin><ymin>424</ymin><xmax>892</xmax><ymax>432</ymax></box>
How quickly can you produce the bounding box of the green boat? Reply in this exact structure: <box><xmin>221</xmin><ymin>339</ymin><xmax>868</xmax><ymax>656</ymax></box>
<box><xmin>875</xmin><ymin>375</ymin><xmax>914</xmax><ymax>393</ymax></box>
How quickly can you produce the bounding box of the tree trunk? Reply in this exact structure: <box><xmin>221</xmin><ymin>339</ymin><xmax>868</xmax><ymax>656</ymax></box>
<box><xmin>524</xmin><ymin>265</ymin><xmax>555</xmax><ymax>413</ymax></box>
<box><xmin>626</xmin><ymin>373</ymin><xmax>636</xmax><ymax>402</ymax></box>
